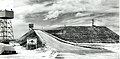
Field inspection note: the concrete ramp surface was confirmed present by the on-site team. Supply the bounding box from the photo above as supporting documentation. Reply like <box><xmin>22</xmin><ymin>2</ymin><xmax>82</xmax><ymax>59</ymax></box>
<box><xmin>35</xmin><ymin>30</ymin><xmax>111</xmax><ymax>54</ymax></box>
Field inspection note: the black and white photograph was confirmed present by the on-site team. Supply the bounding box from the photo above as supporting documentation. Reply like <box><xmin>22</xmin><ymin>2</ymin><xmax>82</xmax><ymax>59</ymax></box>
<box><xmin>0</xmin><ymin>0</ymin><xmax>119</xmax><ymax>59</ymax></box>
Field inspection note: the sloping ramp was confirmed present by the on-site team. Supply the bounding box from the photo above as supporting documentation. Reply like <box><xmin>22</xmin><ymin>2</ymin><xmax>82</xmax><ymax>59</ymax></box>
<box><xmin>35</xmin><ymin>30</ymin><xmax>112</xmax><ymax>54</ymax></box>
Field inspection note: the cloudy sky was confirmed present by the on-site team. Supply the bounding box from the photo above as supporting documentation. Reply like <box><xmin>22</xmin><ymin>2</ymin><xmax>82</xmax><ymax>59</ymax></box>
<box><xmin>0</xmin><ymin>0</ymin><xmax>119</xmax><ymax>39</ymax></box>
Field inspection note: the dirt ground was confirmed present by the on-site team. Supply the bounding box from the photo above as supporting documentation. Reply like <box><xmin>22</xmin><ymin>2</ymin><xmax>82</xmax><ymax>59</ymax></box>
<box><xmin>0</xmin><ymin>43</ymin><xmax>119</xmax><ymax>59</ymax></box>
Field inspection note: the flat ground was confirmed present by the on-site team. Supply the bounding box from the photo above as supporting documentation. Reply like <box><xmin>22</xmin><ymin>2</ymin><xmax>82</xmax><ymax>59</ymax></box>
<box><xmin>0</xmin><ymin>43</ymin><xmax>119</xmax><ymax>59</ymax></box>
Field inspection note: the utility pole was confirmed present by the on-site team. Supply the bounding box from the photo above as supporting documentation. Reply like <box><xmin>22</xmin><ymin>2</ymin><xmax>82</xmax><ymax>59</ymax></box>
<box><xmin>92</xmin><ymin>19</ymin><xmax>95</xmax><ymax>27</ymax></box>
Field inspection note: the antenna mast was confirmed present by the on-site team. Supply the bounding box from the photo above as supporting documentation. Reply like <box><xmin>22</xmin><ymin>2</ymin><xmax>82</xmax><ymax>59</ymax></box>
<box><xmin>92</xmin><ymin>19</ymin><xmax>95</xmax><ymax>26</ymax></box>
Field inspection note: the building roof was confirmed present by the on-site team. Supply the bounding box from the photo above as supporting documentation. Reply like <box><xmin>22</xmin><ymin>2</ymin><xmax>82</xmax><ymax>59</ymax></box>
<box><xmin>18</xmin><ymin>30</ymin><xmax>112</xmax><ymax>53</ymax></box>
<box><xmin>45</xmin><ymin>26</ymin><xmax>119</xmax><ymax>43</ymax></box>
<box><xmin>17</xmin><ymin>30</ymin><xmax>87</xmax><ymax>51</ymax></box>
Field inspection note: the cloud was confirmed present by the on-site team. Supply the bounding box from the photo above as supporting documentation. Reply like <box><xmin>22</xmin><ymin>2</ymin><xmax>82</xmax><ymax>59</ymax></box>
<box><xmin>28</xmin><ymin>0</ymin><xmax>55</xmax><ymax>4</ymax></box>
<box><xmin>24</xmin><ymin>0</ymin><xmax>119</xmax><ymax>22</ymax></box>
<box><xmin>43</xmin><ymin>10</ymin><xmax>64</xmax><ymax>20</ymax></box>
<box><xmin>0</xmin><ymin>0</ymin><xmax>119</xmax><ymax>38</ymax></box>
<box><xmin>0</xmin><ymin>0</ymin><xmax>13</xmax><ymax>10</ymax></box>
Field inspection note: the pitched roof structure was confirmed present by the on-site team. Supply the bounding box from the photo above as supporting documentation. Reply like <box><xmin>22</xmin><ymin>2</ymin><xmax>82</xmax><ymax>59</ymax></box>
<box><xmin>18</xmin><ymin>30</ymin><xmax>112</xmax><ymax>54</ymax></box>
<box><xmin>45</xmin><ymin>26</ymin><xmax>119</xmax><ymax>43</ymax></box>
<box><xmin>18</xmin><ymin>30</ymin><xmax>83</xmax><ymax>50</ymax></box>
<box><xmin>17</xmin><ymin>30</ymin><xmax>43</xmax><ymax>48</ymax></box>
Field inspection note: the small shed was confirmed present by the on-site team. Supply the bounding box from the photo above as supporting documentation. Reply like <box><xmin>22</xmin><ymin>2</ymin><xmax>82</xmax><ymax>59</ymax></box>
<box><xmin>17</xmin><ymin>30</ymin><xmax>44</xmax><ymax>50</ymax></box>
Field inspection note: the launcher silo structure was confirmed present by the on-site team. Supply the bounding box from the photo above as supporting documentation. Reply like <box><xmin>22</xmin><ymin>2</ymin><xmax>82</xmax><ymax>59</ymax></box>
<box><xmin>0</xmin><ymin>9</ymin><xmax>14</xmax><ymax>44</ymax></box>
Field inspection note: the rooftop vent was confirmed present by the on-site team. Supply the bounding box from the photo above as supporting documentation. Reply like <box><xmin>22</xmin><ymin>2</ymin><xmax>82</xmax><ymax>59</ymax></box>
<box><xmin>29</xmin><ymin>24</ymin><xmax>34</xmax><ymax>30</ymax></box>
